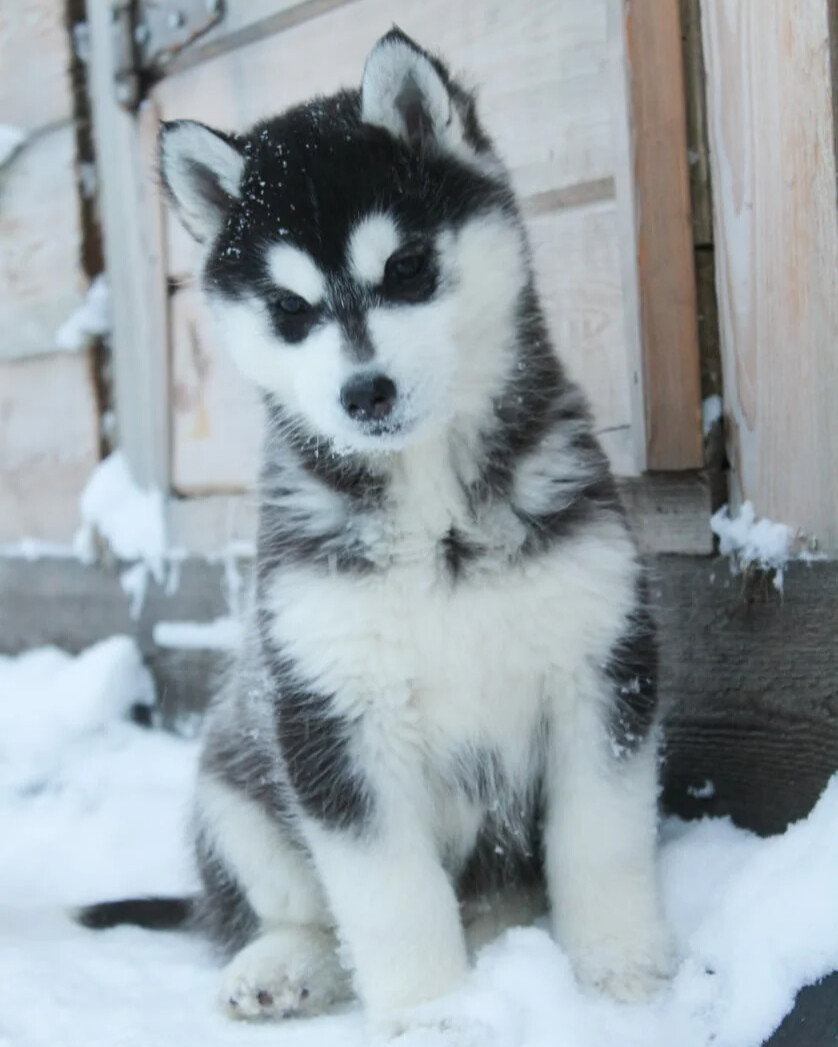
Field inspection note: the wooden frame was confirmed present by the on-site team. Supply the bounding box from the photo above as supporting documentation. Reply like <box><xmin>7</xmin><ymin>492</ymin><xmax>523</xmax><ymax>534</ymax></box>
<box><xmin>619</xmin><ymin>0</ymin><xmax>704</xmax><ymax>471</ymax></box>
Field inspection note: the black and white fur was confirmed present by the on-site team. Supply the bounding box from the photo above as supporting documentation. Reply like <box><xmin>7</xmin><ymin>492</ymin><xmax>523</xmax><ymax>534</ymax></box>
<box><xmin>87</xmin><ymin>30</ymin><xmax>673</xmax><ymax>1031</ymax></box>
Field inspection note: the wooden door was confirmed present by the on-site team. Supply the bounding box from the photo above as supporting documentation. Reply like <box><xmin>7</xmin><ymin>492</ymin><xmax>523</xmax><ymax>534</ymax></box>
<box><xmin>88</xmin><ymin>0</ymin><xmax>704</xmax><ymax>551</ymax></box>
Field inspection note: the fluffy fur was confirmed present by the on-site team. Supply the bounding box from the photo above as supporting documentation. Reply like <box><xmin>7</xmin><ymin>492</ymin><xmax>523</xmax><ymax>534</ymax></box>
<box><xmin>84</xmin><ymin>28</ymin><xmax>673</xmax><ymax>1032</ymax></box>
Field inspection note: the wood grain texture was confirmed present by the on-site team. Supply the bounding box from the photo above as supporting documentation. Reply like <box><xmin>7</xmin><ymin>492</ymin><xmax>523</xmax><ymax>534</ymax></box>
<box><xmin>0</xmin><ymin>124</ymin><xmax>84</xmax><ymax>360</ymax></box>
<box><xmin>0</xmin><ymin>353</ymin><xmax>99</xmax><ymax>542</ymax></box>
<box><xmin>0</xmin><ymin>0</ymin><xmax>73</xmax><ymax>131</ymax></box>
<box><xmin>622</xmin><ymin>0</ymin><xmax>703</xmax><ymax>470</ymax></box>
<box><xmin>86</xmin><ymin>5</ymin><xmax>170</xmax><ymax>490</ymax></box>
<box><xmin>701</xmin><ymin>0</ymin><xmax>838</xmax><ymax>552</ymax></box>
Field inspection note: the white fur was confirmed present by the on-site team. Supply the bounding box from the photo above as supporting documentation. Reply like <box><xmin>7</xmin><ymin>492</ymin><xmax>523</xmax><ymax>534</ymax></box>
<box><xmin>259</xmin><ymin>515</ymin><xmax>659</xmax><ymax>1019</ymax></box>
<box><xmin>348</xmin><ymin>213</ymin><xmax>401</xmax><ymax>285</ymax></box>
<box><xmin>545</xmin><ymin>711</ymin><xmax>675</xmax><ymax>1000</ymax></box>
<box><xmin>220</xmin><ymin>925</ymin><xmax>349</xmax><ymax>1019</ymax></box>
<box><xmin>266</xmin><ymin>243</ymin><xmax>326</xmax><ymax>304</ymax></box>
<box><xmin>197</xmin><ymin>775</ymin><xmax>328</xmax><ymax>925</ymax></box>
<box><xmin>160</xmin><ymin>122</ymin><xmax>243</xmax><ymax>241</ymax></box>
<box><xmin>361</xmin><ymin>37</ymin><xmax>456</xmax><ymax>147</ymax></box>
<box><xmin>305</xmin><ymin>821</ymin><xmax>469</xmax><ymax>1021</ymax></box>
<box><xmin>206</xmin><ymin>209</ymin><xmax>525</xmax><ymax>457</ymax></box>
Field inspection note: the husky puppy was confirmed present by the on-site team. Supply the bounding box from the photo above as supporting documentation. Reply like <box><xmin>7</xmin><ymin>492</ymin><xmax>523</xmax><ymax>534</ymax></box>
<box><xmin>84</xmin><ymin>29</ymin><xmax>673</xmax><ymax>1029</ymax></box>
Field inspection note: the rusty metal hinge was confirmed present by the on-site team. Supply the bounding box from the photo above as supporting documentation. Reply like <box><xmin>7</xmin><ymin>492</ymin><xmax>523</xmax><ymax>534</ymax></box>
<box><xmin>112</xmin><ymin>0</ymin><xmax>224</xmax><ymax>110</ymax></box>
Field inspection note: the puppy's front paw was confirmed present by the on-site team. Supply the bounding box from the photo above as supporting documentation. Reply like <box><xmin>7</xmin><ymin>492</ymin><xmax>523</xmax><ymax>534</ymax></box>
<box><xmin>219</xmin><ymin>925</ymin><xmax>350</xmax><ymax>1021</ymax></box>
<box><xmin>573</xmin><ymin>936</ymin><xmax>676</xmax><ymax>1003</ymax></box>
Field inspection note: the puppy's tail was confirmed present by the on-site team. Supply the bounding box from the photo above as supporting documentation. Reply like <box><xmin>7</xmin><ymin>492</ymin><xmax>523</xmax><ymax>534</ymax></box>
<box><xmin>74</xmin><ymin>896</ymin><xmax>196</xmax><ymax>931</ymax></box>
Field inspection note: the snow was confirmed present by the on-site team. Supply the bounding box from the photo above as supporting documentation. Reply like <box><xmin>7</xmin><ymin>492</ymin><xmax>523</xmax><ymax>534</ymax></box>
<box><xmin>75</xmin><ymin>451</ymin><xmax>166</xmax><ymax>587</ymax></box>
<box><xmin>1</xmin><ymin>639</ymin><xmax>837</xmax><ymax>1047</ymax></box>
<box><xmin>153</xmin><ymin>616</ymin><xmax>242</xmax><ymax>651</ymax></box>
<box><xmin>0</xmin><ymin>123</ymin><xmax>25</xmax><ymax>168</ymax></box>
<box><xmin>701</xmin><ymin>395</ymin><xmax>723</xmax><ymax>436</ymax></box>
<box><xmin>711</xmin><ymin>501</ymin><xmax>796</xmax><ymax>589</ymax></box>
<box><xmin>55</xmin><ymin>275</ymin><xmax>112</xmax><ymax>352</ymax></box>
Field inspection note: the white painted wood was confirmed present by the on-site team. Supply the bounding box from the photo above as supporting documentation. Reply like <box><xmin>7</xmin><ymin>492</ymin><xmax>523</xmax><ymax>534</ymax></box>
<box><xmin>0</xmin><ymin>0</ymin><xmax>74</xmax><ymax>132</ymax></box>
<box><xmin>702</xmin><ymin>0</ymin><xmax>838</xmax><ymax>551</ymax></box>
<box><xmin>0</xmin><ymin>353</ymin><xmax>99</xmax><ymax>543</ymax></box>
<box><xmin>170</xmin><ymin>284</ymin><xmax>262</xmax><ymax>493</ymax></box>
<box><xmin>86</xmin><ymin>2</ymin><xmax>170</xmax><ymax>490</ymax></box>
<box><xmin>529</xmin><ymin>201</ymin><xmax>636</xmax><ymax>477</ymax></box>
<box><xmin>0</xmin><ymin>124</ymin><xmax>84</xmax><ymax>360</ymax></box>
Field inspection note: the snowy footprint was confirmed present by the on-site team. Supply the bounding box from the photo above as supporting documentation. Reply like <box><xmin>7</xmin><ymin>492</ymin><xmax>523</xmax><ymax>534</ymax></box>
<box><xmin>219</xmin><ymin>925</ymin><xmax>351</xmax><ymax>1020</ymax></box>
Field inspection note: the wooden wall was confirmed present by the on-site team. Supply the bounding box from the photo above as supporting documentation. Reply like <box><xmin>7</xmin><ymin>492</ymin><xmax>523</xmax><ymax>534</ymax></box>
<box><xmin>701</xmin><ymin>0</ymin><xmax>838</xmax><ymax>552</ymax></box>
<box><xmin>0</xmin><ymin>0</ymin><xmax>99</xmax><ymax>542</ymax></box>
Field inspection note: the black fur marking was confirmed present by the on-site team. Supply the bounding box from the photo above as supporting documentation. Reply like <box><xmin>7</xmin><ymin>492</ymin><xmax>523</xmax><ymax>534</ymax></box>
<box><xmin>261</xmin><ymin>644</ymin><xmax>374</xmax><ymax>832</ymax></box>
<box><xmin>457</xmin><ymin>806</ymin><xmax>544</xmax><ymax>900</ymax></box>
<box><xmin>606</xmin><ymin>577</ymin><xmax>659</xmax><ymax>756</ymax></box>
<box><xmin>193</xmin><ymin>824</ymin><xmax>260</xmax><ymax>957</ymax></box>
<box><xmin>202</xmin><ymin>91</ymin><xmax>514</xmax><ymax>307</ymax></box>
<box><xmin>76</xmin><ymin>897</ymin><xmax>194</xmax><ymax>931</ymax></box>
<box><xmin>440</xmin><ymin>526</ymin><xmax>481</xmax><ymax>581</ymax></box>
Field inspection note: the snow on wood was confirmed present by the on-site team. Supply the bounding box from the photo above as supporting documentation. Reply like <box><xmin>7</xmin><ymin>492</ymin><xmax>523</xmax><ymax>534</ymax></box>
<box><xmin>75</xmin><ymin>452</ymin><xmax>166</xmax><ymax>581</ymax></box>
<box><xmin>0</xmin><ymin>636</ymin><xmax>837</xmax><ymax>1045</ymax></box>
<box><xmin>55</xmin><ymin>275</ymin><xmax>111</xmax><ymax>352</ymax></box>
<box><xmin>153</xmin><ymin>616</ymin><xmax>242</xmax><ymax>651</ymax></box>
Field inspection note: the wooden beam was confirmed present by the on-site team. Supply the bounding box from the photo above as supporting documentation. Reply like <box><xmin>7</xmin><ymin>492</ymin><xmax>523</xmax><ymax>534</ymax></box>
<box><xmin>622</xmin><ymin>0</ymin><xmax>703</xmax><ymax>470</ymax></box>
<box><xmin>86</xmin><ymin>3</ymin><xmax>170</xmax><ymax>491</ymax></box>
<box><xmin>701</xmin><ymin>0</ymin><xmax>838</xmax><ymax>551</ymax></box>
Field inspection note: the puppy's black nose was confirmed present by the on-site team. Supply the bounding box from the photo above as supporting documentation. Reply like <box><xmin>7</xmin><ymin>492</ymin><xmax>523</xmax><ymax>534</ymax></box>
<box><xmin>340</xmin><ymin>373</ymin><xmax>397</xmax><ymax>422</ymax></box>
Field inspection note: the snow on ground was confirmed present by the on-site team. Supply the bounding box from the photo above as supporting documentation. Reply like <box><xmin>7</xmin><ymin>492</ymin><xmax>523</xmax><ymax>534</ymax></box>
<box><xmin>1</xmin><ymin>640</ymin><xmax>837</xmax><ymax>1047</ymax></box>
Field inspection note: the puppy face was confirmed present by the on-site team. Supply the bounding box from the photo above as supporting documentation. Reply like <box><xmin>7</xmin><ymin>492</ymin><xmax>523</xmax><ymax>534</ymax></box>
<box><xmin>160</xmin><ymin>31</ymin><xmax>526</xmax><ymax>455</ymax></box>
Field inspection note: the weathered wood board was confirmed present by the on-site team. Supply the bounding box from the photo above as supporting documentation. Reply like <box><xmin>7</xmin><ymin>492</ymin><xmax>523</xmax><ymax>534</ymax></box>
<box><xmin>0</xmin><ymin>353</ymin><xmax>99</xmax><ymax>542</ymax></box>
<box><xmin>0</xmin><ymin>0</ymin><xmax>74</xmax><ymax>132</ymax></box>
<box><xmin>621</xmin><ymin>0</ymin><xmax>703</xmax><ymax>471</ymax></box>
<box><xmin>701</xmin><ymin>0</ymin><xmax>838</xmax><ymax>552</ymax></box>
<box><xmin>0</xmin><ymin>124</ymin><xmax>84</xmax><ymax>360</ymax></box>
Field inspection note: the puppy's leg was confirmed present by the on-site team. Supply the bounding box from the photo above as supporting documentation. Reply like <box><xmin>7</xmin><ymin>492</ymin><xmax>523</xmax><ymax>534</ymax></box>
<box><xmin>303</xmin><ymin>813</ymin><xmax>469</xmax><ymax>1025</ymax></box>
<box><xmin>545</xmin><ymin>682</ymin><xmax>674</xmax><ymax>1002</ymax></box>
<box><xmin>197</xmin><ymin>776</ymin><xmax>349</xmax><ymax>1019</ymax></box>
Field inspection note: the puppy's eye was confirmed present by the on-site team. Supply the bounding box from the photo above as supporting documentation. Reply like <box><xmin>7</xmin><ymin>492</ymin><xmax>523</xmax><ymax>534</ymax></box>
<box><xmin>275</xmin><ymin>293</ymin><xmax>310</xmax><ymax>315</ymax></box>
<box><xmin>386</xmin><ymin>249</ymin><xmax>427</xmax><ymax>282</ymax></box>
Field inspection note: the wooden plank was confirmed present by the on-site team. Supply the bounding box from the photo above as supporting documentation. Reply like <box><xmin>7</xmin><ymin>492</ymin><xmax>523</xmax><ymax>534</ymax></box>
<box><xmin>0</xmin><ymin>124</ymin><xmax>84</xmax><ymax>360</ymax></box>
<box><xmin>86</xmin><ymin>3</ymin><xmax>170</xmax><ymax>491</ymax></box>
<box><xmin>157</xmin><ymin>0</ymin><xmax>616</xmax><ymax>274</ymax></box>
<box><xmin>618</xmin><ymin>472</ymin><xmax>712</xmax><ymax>554</ymax></box>
<box><xmin>622</xmin><ymin>0</ymin><xmax>703</xmax><ymax>470</ymax></box>
<box><xmin>0</xmin><ymin>353</ymin><xmax>99</xmax><ymax>542</ymax></box>
<box><xmin>529</xmin><ymin>201</ymin><xmax>637</xmax><ymax>476</ymax></box>
<box><xmin>701</xmin><ymin>0</ymin><xmax>838</xmax><ymax>552</ymax></box>
<box><xmin>170</xmin><ymin>285</ymin><xmax>262</xmax><ymax>494</ymax></box>
<box><xmin>0</xmin><ymin>0</ymin><xmax>73</xmax><ymax>132</ymax></box>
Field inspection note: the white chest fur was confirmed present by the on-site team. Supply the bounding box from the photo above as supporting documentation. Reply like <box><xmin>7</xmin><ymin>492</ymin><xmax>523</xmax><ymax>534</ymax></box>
<box><xmin>266</xmin><ymin>512</ymin><xmax>637</xmax><ymax>784</ymax></box>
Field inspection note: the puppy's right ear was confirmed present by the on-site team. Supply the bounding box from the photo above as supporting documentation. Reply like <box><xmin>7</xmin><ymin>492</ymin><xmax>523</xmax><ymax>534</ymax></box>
<box><xmin>159</xmin><ymin>120</ymin><xmax>244</xmax><ymax>242</ymax></box>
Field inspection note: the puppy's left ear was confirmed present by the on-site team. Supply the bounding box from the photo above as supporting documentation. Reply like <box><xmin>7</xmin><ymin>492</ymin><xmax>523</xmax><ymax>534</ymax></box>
<box><xmin>361</xmin><ymin>28</ymin><xmax>474</xmax><ymax>153</ymax></box>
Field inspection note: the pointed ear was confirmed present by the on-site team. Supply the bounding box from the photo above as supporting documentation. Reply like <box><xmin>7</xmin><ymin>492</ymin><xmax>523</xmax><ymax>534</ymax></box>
<box><xmin>361</xmin><ymin>28</ymin><xmax>464</xmax><ymax>152</ymax></box>
<box><xmin>159</xmin><ymin>120</ymin><xmax>244</xmax><ymax>242</ymax></box>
